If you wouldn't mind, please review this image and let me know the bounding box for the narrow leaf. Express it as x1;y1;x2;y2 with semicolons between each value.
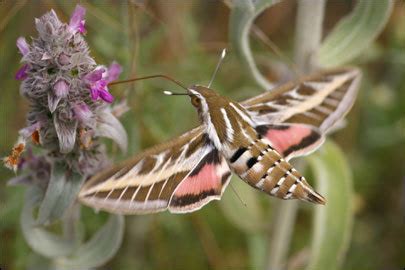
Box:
96;109;128;153
306;140;354;270
317;0;393;67
37;163;85;225
229;0;281;89
56;214;125;270
21;187;80;258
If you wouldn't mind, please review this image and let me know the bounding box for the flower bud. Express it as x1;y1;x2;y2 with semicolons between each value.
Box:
53;79;69;98
58;53;70;65
15;64;29;80
16;37;29;56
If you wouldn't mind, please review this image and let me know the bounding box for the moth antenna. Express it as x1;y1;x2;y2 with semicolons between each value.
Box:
230;183;247;207
108;74;189;92
163;90;189;96
207;48;227;88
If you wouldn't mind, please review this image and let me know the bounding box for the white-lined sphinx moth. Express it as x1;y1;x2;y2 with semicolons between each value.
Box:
79;67;361;214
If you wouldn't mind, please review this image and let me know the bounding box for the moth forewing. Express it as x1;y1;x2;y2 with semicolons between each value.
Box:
79;127;233;214
243;67;362;133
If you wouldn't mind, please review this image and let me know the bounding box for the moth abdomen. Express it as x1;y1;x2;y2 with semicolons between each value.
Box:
228;138;325;205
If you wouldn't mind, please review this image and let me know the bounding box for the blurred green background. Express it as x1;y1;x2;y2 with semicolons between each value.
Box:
0;1;404;269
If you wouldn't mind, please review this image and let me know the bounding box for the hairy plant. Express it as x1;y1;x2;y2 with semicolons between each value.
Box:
4;5;126;269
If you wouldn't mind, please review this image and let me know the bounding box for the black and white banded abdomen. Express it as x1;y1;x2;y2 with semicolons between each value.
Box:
225;138;325;204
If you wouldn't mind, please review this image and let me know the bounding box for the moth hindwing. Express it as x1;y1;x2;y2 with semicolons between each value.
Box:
79;67;361;214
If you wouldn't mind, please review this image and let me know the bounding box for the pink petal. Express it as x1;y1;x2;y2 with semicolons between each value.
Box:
16;37;29;56
90;87;99;100
78;20;86;34
15;64;29;80
84;68;105;82
99;89;114;103
53;79;70;97
69;5;86;33
96;79;107;89
106;62;122;83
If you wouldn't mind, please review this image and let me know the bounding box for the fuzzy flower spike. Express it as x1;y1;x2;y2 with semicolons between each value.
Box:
3;5;129;266
6;4;127;178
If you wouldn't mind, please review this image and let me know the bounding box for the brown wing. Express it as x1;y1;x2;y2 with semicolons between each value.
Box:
242;67;362;133
79;127;231;214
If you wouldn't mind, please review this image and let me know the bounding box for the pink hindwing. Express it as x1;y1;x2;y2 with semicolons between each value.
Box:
255;124;324;161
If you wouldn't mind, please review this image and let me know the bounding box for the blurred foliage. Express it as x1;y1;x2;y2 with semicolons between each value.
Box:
307;141;353;270
1;1;404;270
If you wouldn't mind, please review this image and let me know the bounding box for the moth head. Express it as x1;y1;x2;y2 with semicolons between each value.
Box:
188;85;222;109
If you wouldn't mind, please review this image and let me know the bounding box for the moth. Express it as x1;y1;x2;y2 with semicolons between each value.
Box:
79;54;361;214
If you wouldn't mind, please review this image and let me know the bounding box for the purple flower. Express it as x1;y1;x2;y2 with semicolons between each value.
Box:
73;103;93;123
53;79;69;97
15;64;29;80
84;68;105;82
105;62;122;83
16;37;29;56
78;20;86;34
84;67;114;103
98;88;114;103
69;5;86;34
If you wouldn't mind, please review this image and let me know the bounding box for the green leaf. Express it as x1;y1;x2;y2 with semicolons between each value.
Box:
247;233;267;269
317;0;393;67
21;187;81;258
219;176;266;233
56;214;125;270
306;140;354;270
229;0;281;89
37;163;85;225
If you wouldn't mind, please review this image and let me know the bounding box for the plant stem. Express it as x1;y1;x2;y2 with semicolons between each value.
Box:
266;1;325;269
294;0;326;72
267;200;299;270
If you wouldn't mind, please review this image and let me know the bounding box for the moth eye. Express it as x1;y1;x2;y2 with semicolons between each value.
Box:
191;96;201;107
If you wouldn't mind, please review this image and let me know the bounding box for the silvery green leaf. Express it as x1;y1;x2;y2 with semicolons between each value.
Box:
306;140;354;270
53;115;78;154
48;92;62;113
96;109;128;153
56;214;125;270
37;162;85;225
317;0;393;67
230;0;281;89
70;52;96;67
7;174;32;186
21;187;80;258
219;176;266;233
